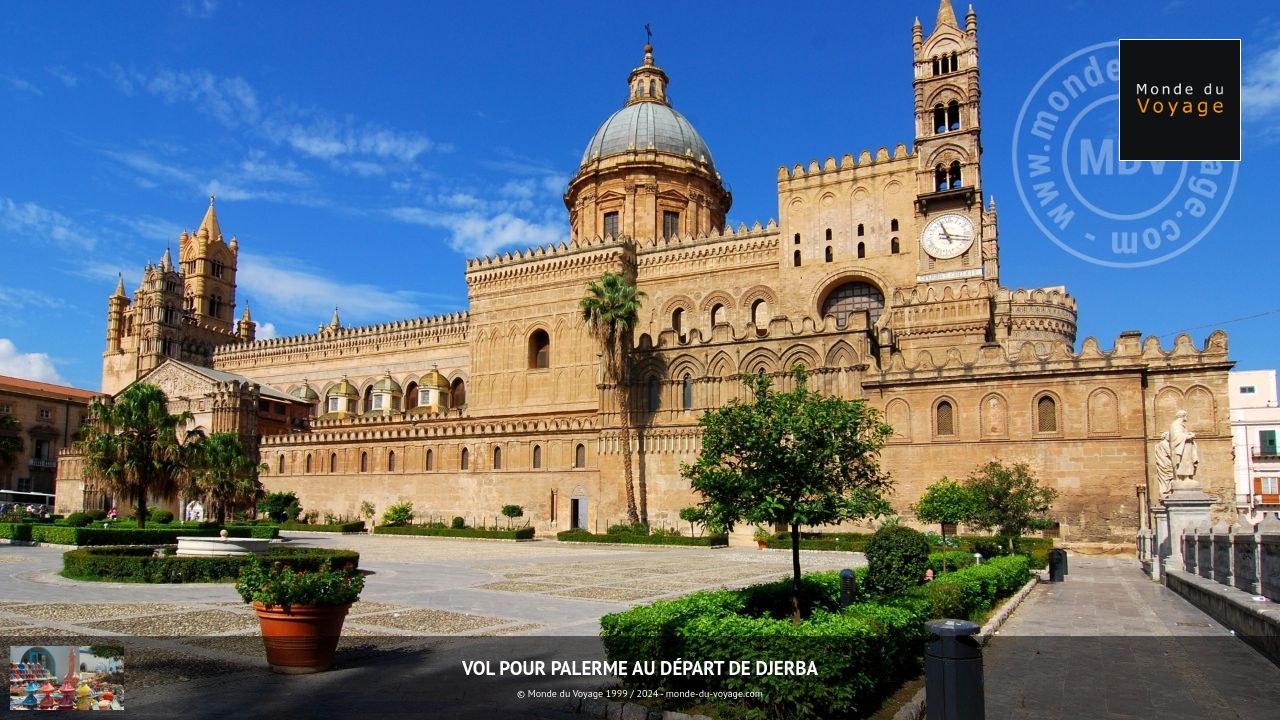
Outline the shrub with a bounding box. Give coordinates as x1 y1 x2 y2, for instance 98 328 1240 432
865 525 930 596
151 509 174 524
0 523 33 541
359 500 376 520
374 524 534 540
500 504 523 519
236 554 363 610
450 516 465 529
607 522 649 535
281 520 365 533
926 551 976 574
381 501 414 527
85 509 108 521
257 491 300 523
762 531 872 552
61 546 360 583
31 524 279 546
555 529 727 547
63 513 93 527
969 537 1007 559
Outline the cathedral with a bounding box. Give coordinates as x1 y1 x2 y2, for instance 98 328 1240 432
63 1 1233 546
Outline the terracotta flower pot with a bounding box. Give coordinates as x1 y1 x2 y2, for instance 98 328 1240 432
757 540 768 550
253 602 351 674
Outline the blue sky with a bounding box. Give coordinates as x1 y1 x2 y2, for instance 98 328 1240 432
0 0 1276 391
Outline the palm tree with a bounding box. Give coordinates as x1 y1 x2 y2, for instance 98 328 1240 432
192 432 265 525
581 272 647 526
79 383 202 529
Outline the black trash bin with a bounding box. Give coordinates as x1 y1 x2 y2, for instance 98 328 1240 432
1048 548 1068 582
924 619 984 720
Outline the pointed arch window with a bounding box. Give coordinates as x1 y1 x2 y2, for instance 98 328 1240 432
825 228 832 241
793 250 801 267
405 382 419 410
793 233 800 244
362 386 373 413
935 165 948 191
672 307 684 335
891 218 899 232
947 101 961 131
493 446 502 470
682 374 693 410
1036 395 1059 433
932 57 940 76
451 378 466 407
532 445 542 469
825 246 834 262
305 454 312 473
711 304 726 326
329 453 337 473
277 455 285 474
425 448 434 471
948 161 963 189
857 242 866 259
360 452 368 473
751 298 768 326
891 237 900 254
857 223 865 236
574 443 586 468
934 104 946 134
460 447 470 470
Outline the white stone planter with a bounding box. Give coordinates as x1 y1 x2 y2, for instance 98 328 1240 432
175 535 282 557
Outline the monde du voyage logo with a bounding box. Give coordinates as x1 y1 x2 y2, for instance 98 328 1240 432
1013 40 1240 268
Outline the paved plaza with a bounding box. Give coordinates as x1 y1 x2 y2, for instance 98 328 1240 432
4 539 1279 718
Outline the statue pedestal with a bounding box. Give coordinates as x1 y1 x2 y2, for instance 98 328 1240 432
1152 484 1214 581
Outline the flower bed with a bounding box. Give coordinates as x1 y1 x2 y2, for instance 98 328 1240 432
280 520 366 533
1 523 279 545
374 524 535 540
556 529 728 547
61 545 360 583
600 557 1030 719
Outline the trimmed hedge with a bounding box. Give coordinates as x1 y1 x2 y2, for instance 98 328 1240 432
281 520 366 533
764 532 1054 568
601 557 1029 720
926 551 977 574
556 529 728 547
62 545 360 583
6 524 279 546
0 523 33 541
908 555 1030 621
375 524 535 540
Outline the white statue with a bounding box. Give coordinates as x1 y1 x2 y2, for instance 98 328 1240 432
186 500 204 522
1154 431 1174 498
1169 410 1199 485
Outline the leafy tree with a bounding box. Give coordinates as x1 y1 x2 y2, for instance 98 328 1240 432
382 501 414 526
963 460 1058 552
79 383 202 529
912 477 979 572
679 506 705 537
192 432 265 526
683 368 893 622
0 414 22 469
865 525 930 596
581 271 647 525
257 491 300 523
501 503 524 528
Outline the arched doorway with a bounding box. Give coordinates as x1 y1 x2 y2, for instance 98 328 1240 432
569 484 589 531
820 281 885 329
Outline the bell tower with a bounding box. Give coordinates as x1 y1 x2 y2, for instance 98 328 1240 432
912 2 994 281
180 195 238 333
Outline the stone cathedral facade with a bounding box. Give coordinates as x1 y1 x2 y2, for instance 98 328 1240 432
69 1 1233 545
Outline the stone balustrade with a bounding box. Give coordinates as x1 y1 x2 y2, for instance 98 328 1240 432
1179 516 1280 600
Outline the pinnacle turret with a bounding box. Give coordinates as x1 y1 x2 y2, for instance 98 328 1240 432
936 0 958 29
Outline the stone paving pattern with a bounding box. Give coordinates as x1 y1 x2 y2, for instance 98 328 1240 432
986 557 1280 720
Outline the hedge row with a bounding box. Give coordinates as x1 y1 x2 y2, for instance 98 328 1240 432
0 523 278 545
600 559 1029 720
907 555 1031 621
281 520 366 533
62 546 360 583
556 529 729 547
374 525 535 540
763 532 1054 569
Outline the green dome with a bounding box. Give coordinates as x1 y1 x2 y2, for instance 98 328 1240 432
329 378 357 397
292 384 319 402
373 374 402 394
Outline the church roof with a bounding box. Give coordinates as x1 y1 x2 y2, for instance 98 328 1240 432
580 45 716 173
165 360 295 403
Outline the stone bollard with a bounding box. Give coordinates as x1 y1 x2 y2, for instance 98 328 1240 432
925 619 984 720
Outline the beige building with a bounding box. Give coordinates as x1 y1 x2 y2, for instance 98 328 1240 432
0 375 96 502
64 1 1234 545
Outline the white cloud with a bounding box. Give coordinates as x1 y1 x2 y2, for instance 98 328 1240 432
0 338 66 384
1244 39 1280 122
0 288 64 311
255 322 278 340
110 214 183 244
102 148 324 206
237 252 425 325
182 0 218 18
45 66 77 88
263 116 434 164
141 69 259 127
6 77 42 96
0 197 94 249
388 207 565 258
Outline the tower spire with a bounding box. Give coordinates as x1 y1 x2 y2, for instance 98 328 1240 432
113 273 126 298
198 193 222 241
936 0 958 29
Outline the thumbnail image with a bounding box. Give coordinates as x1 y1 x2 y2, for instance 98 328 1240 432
8 646 123 711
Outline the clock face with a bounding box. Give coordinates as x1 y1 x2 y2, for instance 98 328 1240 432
920 213 975 259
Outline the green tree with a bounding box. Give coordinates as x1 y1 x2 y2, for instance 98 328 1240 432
678 506 705 537
912 477 978 573
501 504 524 528
0 414 22 470
963 460 1058 552
683 368 894 622
79 383 202 529
192 432 265 526
258 491 301 523
581 271 647 525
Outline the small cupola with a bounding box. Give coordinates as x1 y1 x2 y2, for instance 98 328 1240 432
626 43 669 106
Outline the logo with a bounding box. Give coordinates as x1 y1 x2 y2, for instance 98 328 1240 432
1012 42 1238 268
